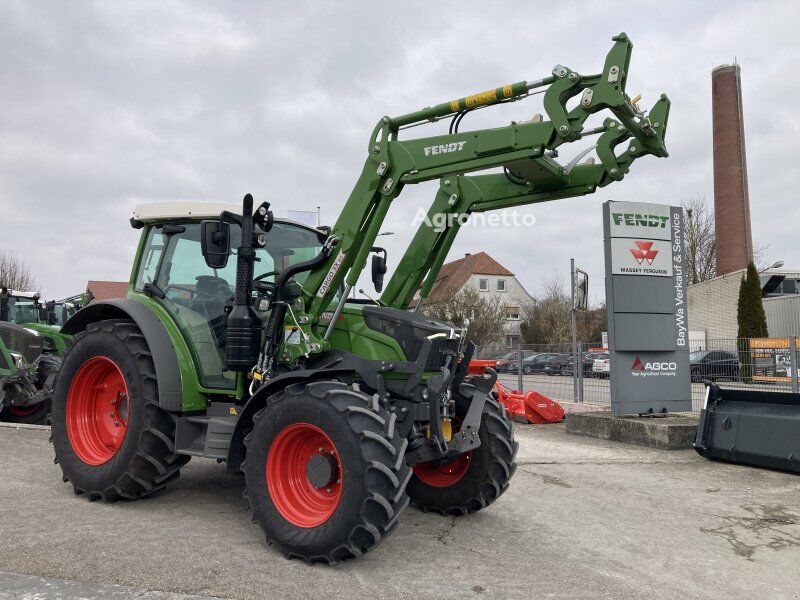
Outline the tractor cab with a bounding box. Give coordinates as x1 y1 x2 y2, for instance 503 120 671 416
130 202 329 389
0 289 45 325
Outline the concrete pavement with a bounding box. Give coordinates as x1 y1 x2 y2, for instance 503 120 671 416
1 422 799 599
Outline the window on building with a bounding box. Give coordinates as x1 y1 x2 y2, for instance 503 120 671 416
497 279 506 292
478 278 489 291
506 306 520 320
506 335 518 349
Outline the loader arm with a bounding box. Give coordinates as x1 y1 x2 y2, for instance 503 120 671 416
290 32 669 359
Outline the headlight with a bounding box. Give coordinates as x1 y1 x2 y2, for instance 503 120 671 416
9 352 26 369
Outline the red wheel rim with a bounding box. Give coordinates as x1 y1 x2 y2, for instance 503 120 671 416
266 423 343 528
66 356 130 466
413 451 472 488
7 404 42 417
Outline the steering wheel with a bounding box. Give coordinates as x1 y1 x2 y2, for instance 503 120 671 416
253 270 279 284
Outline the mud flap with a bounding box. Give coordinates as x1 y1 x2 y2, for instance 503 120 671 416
694 383 800 474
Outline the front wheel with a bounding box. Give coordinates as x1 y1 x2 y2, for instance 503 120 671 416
408 391 518 516
243 381 411 564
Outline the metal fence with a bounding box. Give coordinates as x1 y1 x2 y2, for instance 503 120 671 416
477 337 800 413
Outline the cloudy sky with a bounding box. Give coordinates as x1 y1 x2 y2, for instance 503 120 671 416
1 1 799 303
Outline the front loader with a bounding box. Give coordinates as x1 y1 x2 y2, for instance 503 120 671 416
51 33 670 563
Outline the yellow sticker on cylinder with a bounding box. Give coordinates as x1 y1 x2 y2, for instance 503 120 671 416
502 84 513 98
465 89 497 108
450 100 460 112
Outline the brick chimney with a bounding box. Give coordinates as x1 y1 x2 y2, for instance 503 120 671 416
712 63 753 275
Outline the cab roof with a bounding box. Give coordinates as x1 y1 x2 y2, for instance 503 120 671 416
133 202 243 222
131 202 326 238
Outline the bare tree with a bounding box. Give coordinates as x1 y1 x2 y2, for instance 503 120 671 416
683 195 716 284
0 249 37 291
519 276 572 344
423 287 507 348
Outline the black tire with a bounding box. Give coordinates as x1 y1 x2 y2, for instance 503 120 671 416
242 380 411 564
51 320 189 502
0 354 61 425
407 390 518 516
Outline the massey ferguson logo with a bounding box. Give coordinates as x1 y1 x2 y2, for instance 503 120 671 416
631 356 677 377
424 141 467 156
629 241 659 265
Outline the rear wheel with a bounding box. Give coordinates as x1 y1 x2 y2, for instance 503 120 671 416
408 391 518 516
51 320 189 501
243 380 411 564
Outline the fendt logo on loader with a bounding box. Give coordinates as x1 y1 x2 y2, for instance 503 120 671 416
423 141 467 156
631 356 677 377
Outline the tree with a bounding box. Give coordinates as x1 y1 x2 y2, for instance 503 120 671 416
0 249 37 291
683 195 716 284
737 261 768 339
519 277 572 345
422 287 507 348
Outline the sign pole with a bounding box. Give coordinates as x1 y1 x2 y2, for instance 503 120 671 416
571 258 578 403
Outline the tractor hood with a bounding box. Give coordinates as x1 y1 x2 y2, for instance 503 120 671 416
0 321 43 364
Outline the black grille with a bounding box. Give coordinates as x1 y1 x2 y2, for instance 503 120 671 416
362 306 457 371
0 322 43 364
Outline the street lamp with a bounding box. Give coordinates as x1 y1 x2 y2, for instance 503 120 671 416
759 260 784 274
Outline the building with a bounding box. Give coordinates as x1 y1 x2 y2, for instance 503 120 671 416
86 280 129 302
688 268 800 341
413 252 534 348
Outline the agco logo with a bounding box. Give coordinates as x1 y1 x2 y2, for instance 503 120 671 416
632 356 677 377
629 241 659 265
612 213 669 228
423 141 467 156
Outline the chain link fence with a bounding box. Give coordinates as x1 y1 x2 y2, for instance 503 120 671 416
476 337 800 413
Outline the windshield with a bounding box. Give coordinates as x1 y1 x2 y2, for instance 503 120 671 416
7 298 39 324
689 351 708 361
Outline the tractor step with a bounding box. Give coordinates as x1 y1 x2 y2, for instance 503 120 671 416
175 406 238 460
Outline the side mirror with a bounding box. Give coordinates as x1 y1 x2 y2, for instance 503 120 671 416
573 268 588 311
371 248 387 293
201 220 231 269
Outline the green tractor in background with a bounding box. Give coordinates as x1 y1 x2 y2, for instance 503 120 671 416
51 34 670 562
0 320 59 424
0 289 72 423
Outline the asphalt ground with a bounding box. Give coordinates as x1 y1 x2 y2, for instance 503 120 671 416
1 422 799 599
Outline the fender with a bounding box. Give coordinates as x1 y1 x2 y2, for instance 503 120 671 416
62 299 183 412
226 368 354 473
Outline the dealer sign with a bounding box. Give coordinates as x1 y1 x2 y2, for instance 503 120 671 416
602 201 691 414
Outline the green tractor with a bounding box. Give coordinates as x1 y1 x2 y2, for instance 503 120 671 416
0 288 73 355
0 289 69 423
51 34 669 562
0 321 59 424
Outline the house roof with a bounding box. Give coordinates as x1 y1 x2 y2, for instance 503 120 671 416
86 280 129 302
417 252 514 306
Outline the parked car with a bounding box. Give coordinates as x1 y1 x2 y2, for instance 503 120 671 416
690 350 739 382
562 351 605 377
592 352 611 378
544 354 571 375
521 352 561 375
494 352 517 372
503 352 539 373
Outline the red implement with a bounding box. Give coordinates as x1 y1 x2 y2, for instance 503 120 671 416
467 359 565 424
